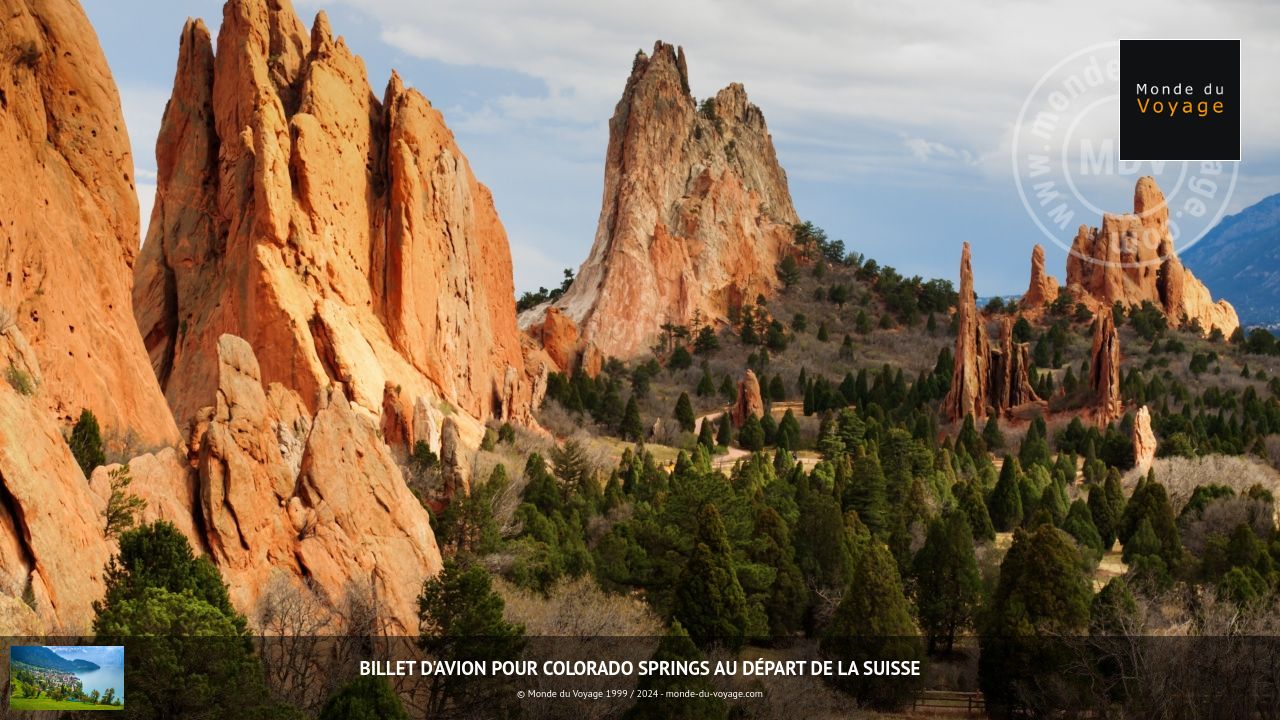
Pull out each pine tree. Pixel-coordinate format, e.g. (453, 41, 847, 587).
(1062, 499, 1105, 564)
(674, 392, 696, 433)
(319, 676, 409, 720)
(620, 397, 644, 441)
(988, 457, 1024, 531)
(979, 525, 1092, 717)
(719, 375, 736, 403)
(817, 321, 830, 342)
(751, 503, 807, 635)
(419, 560, 526, 718)
(954, 481, 996, 542)
(716, 413, 733, 447)
(696, 365, 715, 397)
(697, 419, 716, 450)
(1090, 577, 1139, 636)
(845, 454, 889, 536)
(776, 409, 801, 451)
(823, 541, 925, 709)
(69, 408, 106, 476)
(624, 622, 728, 720)
(737, 415, 765, 452)
(768, 374, 786, 402)
(982, 415, 1004, 450)
(913, 511, 981, 653)
(672, 505, 749, 649)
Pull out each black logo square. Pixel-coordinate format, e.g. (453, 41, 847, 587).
(1120, 39, 1240, 161)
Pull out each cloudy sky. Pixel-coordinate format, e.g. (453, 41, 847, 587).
(83, 0, 1280, 296)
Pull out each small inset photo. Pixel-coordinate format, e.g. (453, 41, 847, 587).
(8, 645, 124, 712)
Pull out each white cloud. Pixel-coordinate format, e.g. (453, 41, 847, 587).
(310, 0, 1280, 185)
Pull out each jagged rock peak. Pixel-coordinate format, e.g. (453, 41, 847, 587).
(1065, 176, 1239, 337)
(135, 0, 549, 448)
(1021, 244, 1059, 312)
(943, 243, 990, 422)
(524, 40, 800, 360)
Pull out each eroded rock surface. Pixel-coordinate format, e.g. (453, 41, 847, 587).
(525, 41, 799, 360)
(134, 2, 544, 450)
(1066, 177, 1239, 337)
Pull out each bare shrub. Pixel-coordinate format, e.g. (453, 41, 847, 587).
(1145, 455, 1280, 512)
(255, 572, 337, 714)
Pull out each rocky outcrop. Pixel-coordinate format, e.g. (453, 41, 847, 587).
(731, 369, 765, 427)
(1132, 405, 1157, 473)
(988, 317, 1041, 413)
(0, 335, 111, 632)
(1020, 244, 1059, 312)
(531, 306, 588, 375)
(438, 416, 470, 500)
(943, 243, 990, 422)
(191, 335, 441, 632)
(133, 2, 544, 451)
(1090, 312, 1123, 426)
(0, 0, 178, 445)
(1066, 177, 1239, 337)
(524, 41, 799, 359)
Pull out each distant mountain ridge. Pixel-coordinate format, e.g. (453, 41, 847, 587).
(11, 646, 99, 673)
(1182, 193, 1280, 327)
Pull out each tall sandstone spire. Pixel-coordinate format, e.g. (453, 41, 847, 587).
(134, 1, 548, 445)
(1065, 176, 1238, 337)
(1089, 310, 1123, 426)
(943, 243, 990, 422)
(525, 41, 799, 361)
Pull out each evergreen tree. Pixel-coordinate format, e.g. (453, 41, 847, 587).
(913, 512, 981, 653)
(69, 408, 106, 476)
(844, 454, 889, 536)
(979, 525, 1092, 718)
(1118, 474, 1181, 571)
(419, 560, 526, 719)
(776, 409, 801, 451)
(319, 676, 408, 720)
(716, 412, 733, 447)
(624, 622, 728, 720)
(768, 374, 786, 402)
(719, 375, 737, 403)
(751, 503, 808, 636)
(620, 397, 644, 441)
(1062, 499, 1105, 564)
(737, 414, 765, 452)
(1090, 577, 1139, 635)
(674, 392, 696, 433)
(817, 321, 830, 342)
(982, 415, 1004, 450)
(93, 522, 295, 719)
(954, 481, 996, 542)
(696, 365, 716, 397)
(697, 419, 716, 450)
(672, 505, 749, 650)
(988, 457, 1024, 531)
(822, 541, 925, 710)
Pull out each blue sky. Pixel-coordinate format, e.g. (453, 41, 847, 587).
(46, 645, 125, 667)
(82, 0, 1280, 296)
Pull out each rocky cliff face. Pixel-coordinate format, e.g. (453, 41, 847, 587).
(166, 335, 441, 632)
(1064, 177, 1239, 337)
(525, 41, 799, 361)
(0, 0, 178, 446)
(133, 2, 548, 448)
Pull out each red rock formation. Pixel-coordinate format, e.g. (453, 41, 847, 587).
(988, 317, 1041, 414)
(731, 369, 765, 427)
(133, 3, 543, 450)
(0, 346, 111, 632)
(943, 243, 991, 422)
(524, 41, 799, 359)
(1089, 311, 1123, 426)
(191, 335, 442, 631)
(532, 306, 587, 375)
(1020, 244, 1059, 312)
(1132, 405, 1157, 473)
(1066, 177, 1238, 337)
(0, 0, 178, 445)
